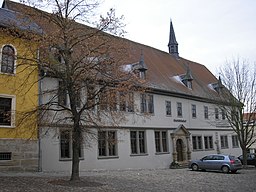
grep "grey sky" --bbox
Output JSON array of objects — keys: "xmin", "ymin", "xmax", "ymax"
[{"xmin": 1, "ymin": 0, "xmax": 256, "ymax": 74}]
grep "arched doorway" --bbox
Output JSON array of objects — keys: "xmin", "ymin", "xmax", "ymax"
[{"xmin": 176, "ymin": 139, "xmax": 184, "ymax": 162}]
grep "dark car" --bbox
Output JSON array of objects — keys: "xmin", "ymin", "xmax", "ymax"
[
  {"xmin": 238, "ymin": 153, "xmax": 256, "ymax": 167},
  {"xmin": 188, "ymin": 154, "xmax": 242, "ymax": 173}
]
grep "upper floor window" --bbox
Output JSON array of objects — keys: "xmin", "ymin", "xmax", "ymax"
[
  {"xmin": 215, "ymin": 108, "xmax": 219, "ymax": 120},
  {"xmin": 0, "ymin": 96, "xmax": 14, "ymax": 127},
  {"xmin": 221, "ymin": 109, "xmax": 226, "ymax": 120},
  {"xmin": 204, "ymin": 106, "xmax": 209, "ymax": 119},
  {"xmin": 140, "ymin": 94, "xmax": 154, "ymax": 114},
  {"xmin": 192, "ymin": 104, "xmax": 196, "ymax": 118},
  {"xmin": 165, "ymin": 101, "xmax": 171, "ymax": 116},
  {"xmin": 1, "ymin": 45, "xmax": 15, "ymax": 74},
  {"xmin": 120, "ymin": 92, "xmax": 134, "ymax": 112},
  {"xmin": 177, "ymin": 102, "xmax": 182, "ymax": 117},
  {"xmin": 58, "ymin": 81, "xmax": 68, "ymax": 106}
]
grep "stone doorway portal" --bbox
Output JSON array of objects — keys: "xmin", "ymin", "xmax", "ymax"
[
  {"xmin": 176, "ymin": 139, "xmax": 184, "ymax": 161},
  {"xmin": 171, "ymin": 125, "xmax": 191, "ymax": 164}
]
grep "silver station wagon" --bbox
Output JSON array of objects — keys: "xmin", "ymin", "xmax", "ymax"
[{"xmin": 189, "ymin": 154, "xmax": 242, "ymax": 173}]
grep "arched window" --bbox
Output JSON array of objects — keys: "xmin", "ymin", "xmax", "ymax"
[{"xmin": 1, "ymin": 45, "xmax": 15, "ymax": 74}]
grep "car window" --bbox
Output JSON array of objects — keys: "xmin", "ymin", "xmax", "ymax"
[{"xmin": 203, "ymin": 155, "xmax": 213, "ymax": 160}]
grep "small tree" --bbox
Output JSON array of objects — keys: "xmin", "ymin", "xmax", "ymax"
[
  {"xmin": 4, "ymin": 0, "xmax": 145, "ymax": 181},
  {"xmin": 218, "ymin": 58, "xmax": 256, "ymax": 166}
]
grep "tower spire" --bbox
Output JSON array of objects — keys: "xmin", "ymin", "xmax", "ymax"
[{"xmin": 168, "ymin": 19, "xmax": 179, "ymax": 58}]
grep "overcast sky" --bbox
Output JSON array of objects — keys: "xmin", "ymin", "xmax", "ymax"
[{"xmin": 1, "ymin": 0, "xmax": 256, "ymax": 74}]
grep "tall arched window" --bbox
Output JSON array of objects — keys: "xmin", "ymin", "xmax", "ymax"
[{"xmin": 1, "ymin": 45, "xmax": 15, "ymax": 74}]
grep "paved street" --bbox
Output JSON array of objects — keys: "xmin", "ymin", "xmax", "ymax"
[{"xmin": 0, "ymin": 168, "xmax": 255, "ymax": 192}]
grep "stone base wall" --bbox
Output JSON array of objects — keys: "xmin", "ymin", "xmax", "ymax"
[{"xmin": 0, "ymin": 139, "xmax": 38, "ymax": 172}]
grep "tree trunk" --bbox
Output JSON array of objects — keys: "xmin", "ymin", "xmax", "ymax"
[
  {"xmin": 70, "ymin": 122, "xmax": 81, "ymax": 181},
  {"xmin": 242, "ymin": 147, "xmax": 248, "ymax": 167}
]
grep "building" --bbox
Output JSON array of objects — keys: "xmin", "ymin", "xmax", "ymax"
[
  {"xmin": 0, "ymin": 6, "xmax": 41, "ymax": 171},
  {"xmin": 2, "ymin": 0, "xmax": 241, "ymax": 172},
  {"xmin": 243, "ymin": 113, "xmax": 256, "ymax": 153}
]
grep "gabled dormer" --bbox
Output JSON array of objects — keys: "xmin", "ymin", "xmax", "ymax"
[
  {"xmin": 180, "ymin": 65, "xmax": 193, "ymax": 89},
  {"xmin": 132, "ymin": 50, "xmax": 148, "ymax": 79},
  {"xmin": 168, "ymin": 20, "xmax": 179, "ymax": 58},
  {"xmin": 212, "ymin": 76, "xmax": 224, "ymax": 93}
]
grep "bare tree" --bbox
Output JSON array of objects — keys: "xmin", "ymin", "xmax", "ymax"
[
  {"xmin": 218, "ymin": 58, "xmax": 256, "ymax": 166},
  {"xmin": 4, "ymin": 0, "xmax": 145, "ymax": 181}
]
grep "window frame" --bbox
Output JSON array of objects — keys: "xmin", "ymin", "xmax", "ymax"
[
  {"xmin": 0, "ymin": 94, "xmax": 15, "ymax": 128},
  {"xmin": 140, "ymin": 93, "xmax": 154, "ymax": 114},
  {"xmin": 165, "ymin": 101, "xmax": 172, "ymax": 116},
  {"xmin": 130, "ymin": 130, "xmax": 147, "ymax": 155},
  {"xmin": 154, "ymin": 130, "xmax": 168, "ymax": 153},
  {"xmin": 232, "ymin": 135, "xmax": 239, "ymax": 148},
  {"xmin": 215, "ymin": 108, "xmax": 219, "ymax": 120},
  {"xmin": 204, "ymin": 106, "xmax": 209, "ymax": 119},
  {"xmin": 177, "ymin": 102, "xmax": 182, "ymax": 117},
  {"xmin": 220, "ymin": 135, "xmax": 229, "ymax": 149},
  {"xmin": 192, "ymin": 135, "xmax": 203, "ymax": 150},
  {"xmin": 204, "ymin": 136, "xmax": 213, "ymax": 150},
  {"xmin": 0, "ymin": 44, "xmax": 16, "ymax": 74},
  {"xmin": 191, "ymin": 104, "xmax": 197, "ymax": 118},
  {"xmin": 59, "ymin": 129, "xmax": 83, "ymax": 161},
  {"xmin": 98, "ymin": 130, "xmax": 118, "ymax": 158}
]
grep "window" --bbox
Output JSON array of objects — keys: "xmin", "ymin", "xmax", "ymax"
[
  {"xmin": 155, "ymin": 131, "xmax": 168, "ymax": 153},
  {"xmin": 192, "ymin": 136, "xmax": 202, "ymax": 150},
  {"xmin": 0, "ymin": 152, "xmax": 12, "ymax": 160},
  {"xmin": 204, "ymin": 106, "xmax": 208, "ymax": 119},
  {"xmin": 177, "ymin": 102, "xmax": 182, "ymax": 117},
  {"xmin": 98, "ymin": 130, "xmax": 117, "ymax": 157},
  {"xmin": 232, "ymin": 135, "xmax": 239, "ymax": 148},
  {"xmin": 192, "ymin": 104, "xmax": 196, "ymax": 118},
  {"xmin": 60, "ymin": 130, "xmax": 83, "ymax": 159},
  {"xmin": 165, "ymin": 101, "xmax": 171, "ymax": 116},
  {"xmin": 220, "ymin": 135, "xmax": 229, "ymax": 149},
  {"xmin": 1, "ymin": 45, "xmax": 15, "ymax": 74},
  {"xmin": 0, "ymin": 96, "xmax": 14, "ymax": 126},
  {"xmin": 99, "ymin": 89, "xmax": 117, "ymax": 111},
  {"xmin": 204, "ymin": 136, "xmax": 213, "ymax": 150},
  {"xmin": 130, "ymin": 130, "xmax": 147, "ymax": 155},
  {"xmin": 215, "ymin": 108, "xmax": 219, "ymax": 120},
  {"xmin": 58, "ymin": 81, "xmax": 67, "ymax": 106},
  {"xmin": 86, "ymin": 84, "xmax": 95, "ymax": 109},
  {"xmin": 140, "ymin": 94, "xmax": 154, "ymax": 114},
  {"xmin": 120, "ymin": 92, "xmax": 134, "ymax": 112},
  {"xmin": 221, "ymin": 109, "xmax": 226, "ymax": 120}
]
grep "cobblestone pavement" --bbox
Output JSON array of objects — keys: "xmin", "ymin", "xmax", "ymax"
[{"xmin": 0, "ymin": 168, "xmax": 256, "ymax": 192}]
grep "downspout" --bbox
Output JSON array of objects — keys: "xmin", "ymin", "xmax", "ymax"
[{"xmin": 37, "ymin": 48, "xmax": 42, "ymax": 172}]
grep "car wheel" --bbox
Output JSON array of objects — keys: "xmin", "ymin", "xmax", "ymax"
[
  {"xmin": 191, "ymin": 164, "xmax": 199, "ymax": 171},
  {"xmin": 221, "ymin": 166, "xmax": 229, "ymax": 173}
]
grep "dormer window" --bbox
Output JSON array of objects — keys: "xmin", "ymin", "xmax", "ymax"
[
  {"xmin": 180, "ymin": 65, "xmax": 193, "ymax": 89},
  {"xmin": 211, "ymin": 76, "xmax": 224, "ymax": 93}
]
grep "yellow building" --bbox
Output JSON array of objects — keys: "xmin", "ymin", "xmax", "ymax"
[{"xmin": 0, "ymin": 7, "xmax": 40, "ymax": 171}]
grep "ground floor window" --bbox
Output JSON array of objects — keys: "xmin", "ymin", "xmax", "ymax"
[
  {"xmin": 98, "ymin": 130, "xmax": 117, "ymax": 157},
  {"xmin": 204, "ymin": 136, "xmax": 213, "ymax": 150},
  {"xmin": 60, "ymin": 130, "xmax": 83, "ymax": 160},
  {"xmin": 232, "ymin": 135, "xmax": 239, "ymax": 148},
  {"xmin": 155, "ymin": 131, "xmax": 168, "ymax": 153},
  {"xmin": 130, "ymin": 130, "xmax": 147, "ymax": 155},
  {"xmin": 192, "ymin": 135, "xmax": 202, "ymax": 150},
  {"xmin": 220, "ymin": 135, "xmax": 229, "ymax": 149},
  {"xmin": 0, "ymin": 96, "xmax": 14, "ymax": 127}
]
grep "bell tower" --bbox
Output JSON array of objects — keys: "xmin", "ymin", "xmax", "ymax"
[{"xmin": 168, "ymin": 20, "xmax": 179, "ymax": 58}]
